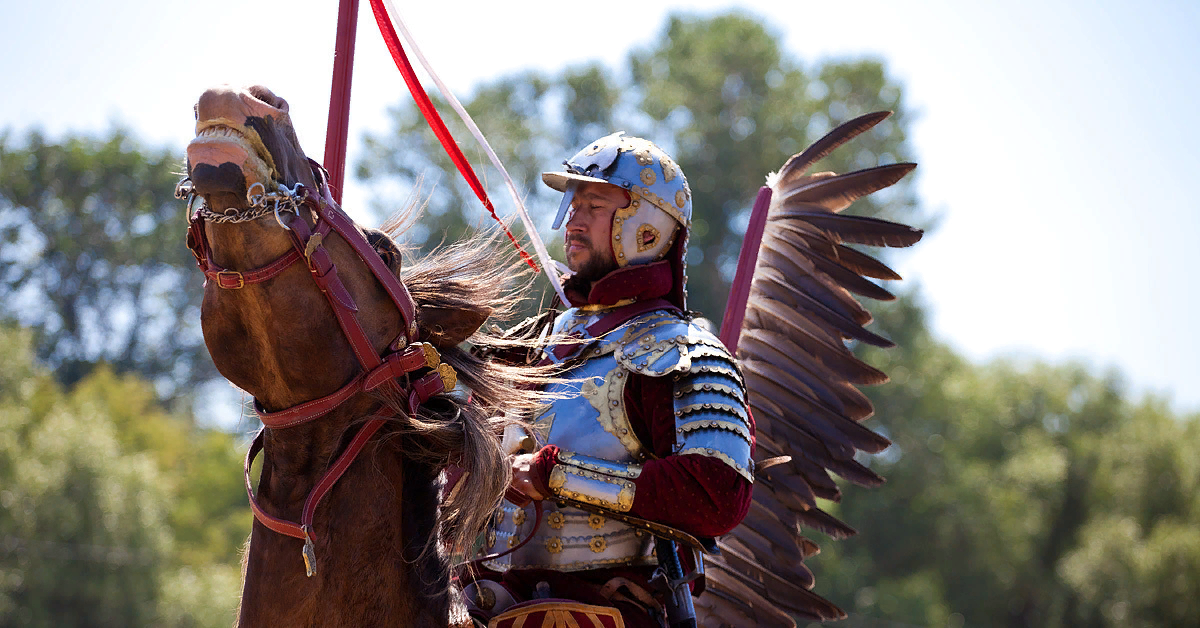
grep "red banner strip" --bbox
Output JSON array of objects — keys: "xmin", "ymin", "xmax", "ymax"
[{"xmin": 366, "ymin": 0, "xmax": 537, "ymax": 270}]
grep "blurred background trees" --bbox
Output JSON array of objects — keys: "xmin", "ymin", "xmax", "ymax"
[
  {"xmin": 1, "ymin": 10, "xmax": 1196, "ymax": 627},
  {"xmin": 0, "ymin": 130, "xmax": 214, "ymax": 405}
]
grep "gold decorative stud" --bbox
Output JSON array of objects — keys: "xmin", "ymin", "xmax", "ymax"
[{"xmin": 641, "ymin": 167, "xmax": 657, "ymax": 186}]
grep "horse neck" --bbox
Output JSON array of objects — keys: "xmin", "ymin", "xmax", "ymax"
[{"xmin": 239, "ymin": 404, "xmax": 457, "ymax": 627}]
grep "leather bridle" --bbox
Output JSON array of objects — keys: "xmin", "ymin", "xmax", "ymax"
[{"xmin": 182, "ymin": 159, "xmax": 456, "ymax": 576}]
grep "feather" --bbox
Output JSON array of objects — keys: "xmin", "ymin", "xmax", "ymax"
[
  {"xmin": 778, "ymin": 163, "xmax": 916, "ymax": 212},
  {"xmin": 721, "ymin": 535, "xmax": 816, "ymax": 590},
  {"xmin": 756, "ymin": 243, "xmax": 873, "ymax": 326},
  {"xmin": 706, "ymin": 559, "xmax": 847, "ymax": 621},
  {"xmin": 743, "ymin": 367, "xmax": 857, "ymax": 456},
  {"xmin": 831, "ymin": 243, "xmax": 903, "ymax": 280},
  {"xmin": 740, "ymin": 331, "xmax": 877, "ymax": 420},
  {"xmin": 769, "ymin": 111, "xmax": 893, "ymax": 189},
  {"xmin": 714, "ymin": 109, "xmax": 919, "ymax": 626},
  {"xmin": 769, "ymin": 454, "xmax": 843, "ymax": 501},
  {"xmin": 746, "ymin": 297, "xmax": 889, "ymax": 385},
  {"xmin": 764, "ymin": 229, "xmax": 896, "ymax": 301},
  {"xmin": 766, "ymin": 220, "xmax": 900, "ymax": 291},
  {"xmin": 771, "ymin": 210, "xmax": 924, "ymax": 248},
  {"xmin": 753, "ymin": 271, "xmax": 895, "ymax": 347}
]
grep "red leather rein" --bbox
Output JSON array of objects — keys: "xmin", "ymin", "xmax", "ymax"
[{"xmin": 185, "ymin": 159, "xmax": 455, "ymax": 576}]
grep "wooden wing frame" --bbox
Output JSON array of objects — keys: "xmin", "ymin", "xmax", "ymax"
[{"xmin": 696, "ymin": 112, "xmax": 922, "ymax": 626}]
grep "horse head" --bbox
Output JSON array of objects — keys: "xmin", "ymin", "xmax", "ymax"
[{"xmin": 186, "ymin": 85, "xmax": 488, "ymax": 412}]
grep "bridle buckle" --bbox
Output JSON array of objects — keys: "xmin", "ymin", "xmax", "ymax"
[
  {"xmin": 216, "ymin": 270, "xmax": 245, "ymax": 289},
  {"xmin": 419, "ymin": 342, "xmax": 441, "ymax": 369}
]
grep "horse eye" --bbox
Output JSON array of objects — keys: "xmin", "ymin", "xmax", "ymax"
[{"xmin": 193, "ymin": 104, "xmax": 199, "ymax": 121}]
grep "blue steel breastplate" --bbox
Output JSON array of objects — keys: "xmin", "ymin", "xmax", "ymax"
[{"xmin": 482, "ymin": 306, "xmax": 662, "ymax": 572}]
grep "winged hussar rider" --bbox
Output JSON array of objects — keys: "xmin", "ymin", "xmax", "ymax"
[{"xmin": 463, "ymin": 133, "xmax": 753, "ymax": 627}]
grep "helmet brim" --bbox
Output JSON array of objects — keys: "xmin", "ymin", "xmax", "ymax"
[{"xmin": 541, "ymin": 171, "xmax": 609, "ymax": 193}]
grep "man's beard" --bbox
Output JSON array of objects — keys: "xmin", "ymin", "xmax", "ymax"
[{"xmin": 564, "ymin": 237, "xmax": 617, "ymax": 289}]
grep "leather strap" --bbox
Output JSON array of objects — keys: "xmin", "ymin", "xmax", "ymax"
[
  {"xmin": 301, "ymin": 173, "xmax": 420, "ymax": 342},
  {"xmin": 244, "ymin": 418, "xmax": 386, "ymax": 542},
  {"xmin": 186, "ymin": 214, "xmax": 312, "ymax": 290},
  {"xmin": 256, "ymin": 342, "xmax": 443, "ymax": 428}
]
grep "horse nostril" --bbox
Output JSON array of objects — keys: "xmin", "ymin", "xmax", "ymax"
[{"xmin": 247, "ymin": 85, "xmax": 288, "ymax": 113}]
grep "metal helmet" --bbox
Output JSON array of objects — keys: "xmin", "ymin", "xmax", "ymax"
[{"xmin": 542, "ymin": 132, "xmax": 692, "ymax": 268}]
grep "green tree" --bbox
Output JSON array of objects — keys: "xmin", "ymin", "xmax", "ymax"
[
  {"xmin": 807, "ymin": 290, "xmax": 1200, "ymax": 627},
  {"xmin": 0, "ymin": 324, "xmax": 245, "ymax": 627},
  {"xmin": 0, "ymin": 129, "xmax": 212, "ymax": 402}
]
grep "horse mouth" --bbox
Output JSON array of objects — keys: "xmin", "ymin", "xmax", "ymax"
[{"xmin": 187, "ymin": 121, "xmax": 277, "ymax": 200}]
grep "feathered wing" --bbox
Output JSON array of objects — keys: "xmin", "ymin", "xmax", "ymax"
[{"xmin": 697, "ymin": 112, "xmax": 922, "ymax": 626}]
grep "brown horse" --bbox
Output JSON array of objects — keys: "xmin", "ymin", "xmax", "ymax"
[{"xmin": 183, "ymin": 85, "xmax": 544, "ymax": 627}]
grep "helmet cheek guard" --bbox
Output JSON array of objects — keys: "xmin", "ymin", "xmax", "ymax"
[
  {"xmin": 542, "ymin": 132, "xmax": 692, "ymax": 266},
  {"xmin": 612, "ymin": 197, "xmax": 680, "ymax": 267}
]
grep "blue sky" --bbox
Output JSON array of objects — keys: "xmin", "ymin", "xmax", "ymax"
[{"xmin": 2, "ymin": 0, "xmax": 1197, "ymax": 416}]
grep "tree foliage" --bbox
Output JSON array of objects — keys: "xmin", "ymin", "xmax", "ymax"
[
  {"xmin": 0, "ymin": 129, "xmax": 212, "ymax": 402},
  {"xmin": 810, "ymin": 291, "xmax": 1200, "ymax": 627},
  {"xmin": 0, "ymin": 325, "xmax": 244, "ymax": 628}
]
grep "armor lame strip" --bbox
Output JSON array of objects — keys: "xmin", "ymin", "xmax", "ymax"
[
  {"xmin": 675, "ymin": 381, "xmax": 747, "ymax": 404},
  {"xmin": 675, "ymin": 401, "xmax": 752, "ymax": 428},
  {"xmin": 558, "ymin": 451, "xmax": 644, "ymax": 478},
  {"xmin": 549, "ymin": 465, "xmax": 637, "ymax": 512},
  {"xmin": 677, "ymin": 418, "xmax": 754, "ymax": 445},
  {"xmin": 670, "ymin": 341, "xmax": 756, "ymax": 483}
]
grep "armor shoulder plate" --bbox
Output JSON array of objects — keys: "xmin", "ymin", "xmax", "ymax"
[{"xmin": 613, "ymin": 311, "xmax": 731, "ymax": 377}]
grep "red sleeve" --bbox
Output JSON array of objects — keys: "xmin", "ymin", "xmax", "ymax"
[{"xmin": 528, "ymin": 374, "xmax": 754, "ymax": 538}]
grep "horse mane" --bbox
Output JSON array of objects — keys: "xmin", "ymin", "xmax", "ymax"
[{"xmin": 360, "ymin": 201, "xmax": 558, "ymax": 581}]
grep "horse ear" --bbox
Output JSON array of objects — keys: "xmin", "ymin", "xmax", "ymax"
[
  {"xmin": 419, "ymin": 305, "xmax": 493, "ymax": 348},
  {"xmin": 363, "ymin": 228, "xmax": 488, "ymax": 347},
  {"xmin": 365, "ymin": 228, "xmax": 402, "ymax": 274}
]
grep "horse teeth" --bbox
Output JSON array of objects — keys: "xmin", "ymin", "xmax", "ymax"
[{"xmin": 198, "ymin": 125, "xmax": 245, "ymax": 140}]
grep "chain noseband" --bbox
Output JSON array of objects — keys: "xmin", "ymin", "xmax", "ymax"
[{"xmin": 181, "ymin": 160, "xmax": 456, "ymax": 576}]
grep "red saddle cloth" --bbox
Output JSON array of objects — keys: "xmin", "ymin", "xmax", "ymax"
[{"xmin": 487, "ymin": 599, "xmax": 625, "ymax": 628}]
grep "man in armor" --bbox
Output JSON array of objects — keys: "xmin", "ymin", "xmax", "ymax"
[{"xmin": 464, "ymin": 133, "xmax": 755, "ymax": 628}]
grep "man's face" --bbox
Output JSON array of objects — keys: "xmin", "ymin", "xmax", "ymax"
[{"xmin": 563, "ymin": 182, "xmax": 628, "ymax": 283}]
